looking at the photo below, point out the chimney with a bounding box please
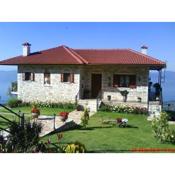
[22,42,31,56]
[141,45,148,55]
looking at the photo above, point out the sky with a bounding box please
[0,22,174,71]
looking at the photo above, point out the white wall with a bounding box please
[18,65,81,103]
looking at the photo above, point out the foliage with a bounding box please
[152,112,175,144]
[16,101,77,110]
[120,90,129,102]
[63,141,86,153]
[99,104,148,115]
[7,98,22,108]
[120,90,129,97]
[6,121,42,153]
[81,108,90,128]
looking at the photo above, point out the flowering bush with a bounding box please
[152,112,175,144]
[99,104,148,115]
[63,141,86,153]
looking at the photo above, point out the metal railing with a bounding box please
[0,103,25,133]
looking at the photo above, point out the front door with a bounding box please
[91,74,102,98]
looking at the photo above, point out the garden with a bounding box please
[1,98,175,153]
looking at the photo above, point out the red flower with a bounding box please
[31,107,40,114]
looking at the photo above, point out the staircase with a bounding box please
[78,99,101,113]
[148,101,162,120]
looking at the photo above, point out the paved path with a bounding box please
[0,109,96,137]
[36,110,96,137]
[35,110,96,137]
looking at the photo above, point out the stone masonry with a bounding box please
[17,64,149,107]
[18,65,81,103]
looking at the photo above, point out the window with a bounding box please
[61,73,74,83]
[44,72,51,84]
[113,74,136,88]
[22,72,35,81]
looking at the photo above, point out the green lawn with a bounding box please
[43,112,175,153]
[0,106,73,128]
[1,106,175,152]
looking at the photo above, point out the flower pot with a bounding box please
[59,112,69,122]
[32,112,39,119]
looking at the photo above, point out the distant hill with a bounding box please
[0,69,174,103]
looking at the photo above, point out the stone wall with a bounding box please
[17,64,149,105]
[17,65,81,103]
[80,65,149,103]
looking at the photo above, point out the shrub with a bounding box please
[63,141,86,153]
[7,98,22,108]
[6,121,42,153]
[81,108,89,128]
[152,112,170,143]
[152,112,175,144]
[99,103,148,115]
[17,101,77,109]
[99,103,112,112]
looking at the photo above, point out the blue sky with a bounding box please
[0,22,174,71]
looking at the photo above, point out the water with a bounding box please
[0,70,17,104]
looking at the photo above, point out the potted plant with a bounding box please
[137,97,142,103]
[31,105,40,119]
[120,90,129,102]
[59,112,69,122]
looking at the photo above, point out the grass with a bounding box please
[43,112,175,153]
[0,106,73,128]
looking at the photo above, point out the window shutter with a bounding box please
[113,75,120,87]
[61,73,63,82]
[22,73,25,81]
[129,75,136,88]
[71,73,74,83]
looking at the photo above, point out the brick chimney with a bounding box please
[141,45,148,55]
[22,42,31,56]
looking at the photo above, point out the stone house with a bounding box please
[0,43,166,112]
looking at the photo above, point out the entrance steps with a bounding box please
[148,101,162,120]
[78,99,101,112]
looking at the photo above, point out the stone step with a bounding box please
[78,99,101,112]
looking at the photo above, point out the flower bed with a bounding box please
[99,104,148,115]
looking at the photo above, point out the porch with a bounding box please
[76,65,165,113]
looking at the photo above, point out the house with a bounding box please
[0,43,166,112]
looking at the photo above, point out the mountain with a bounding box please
[0,70,174,103]
[0,70,17,103]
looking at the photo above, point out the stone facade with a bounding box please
[80,65,149,104]
[18,65,81,103]
[17,64,149,106]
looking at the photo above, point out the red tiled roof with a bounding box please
[0,45,166,68]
